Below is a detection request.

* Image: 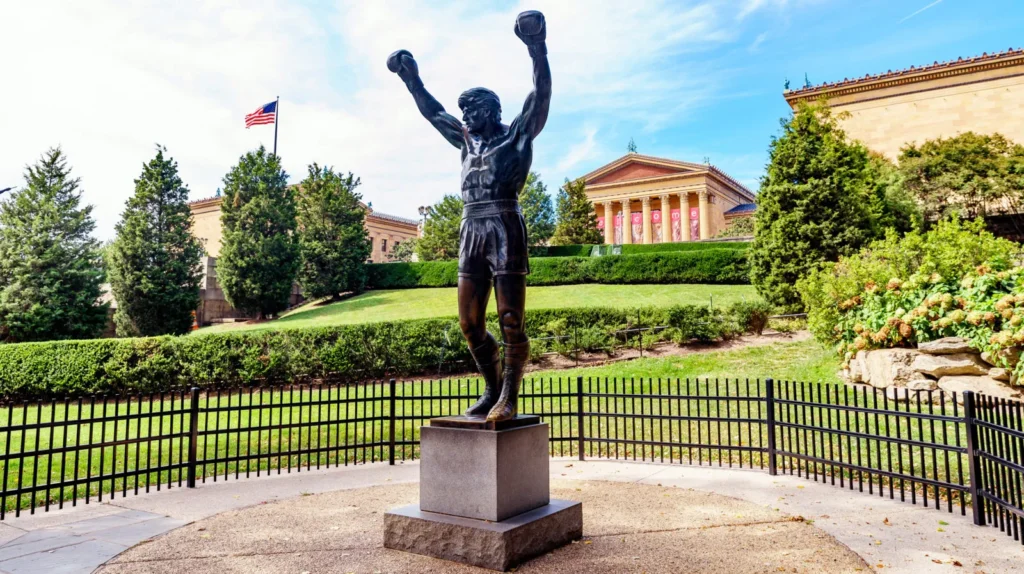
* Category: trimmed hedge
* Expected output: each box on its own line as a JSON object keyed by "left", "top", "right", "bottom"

{"left": 367, "top": 249, "right": 749, "bottom": 289}
{"left": 0, "top": 303, "right": 766, "bottom": 400}
{"left": 528, "top": 241, "right": 749, "bottom": 258}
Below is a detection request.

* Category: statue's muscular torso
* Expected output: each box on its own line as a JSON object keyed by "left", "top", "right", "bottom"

{"left": 460, "top": 121, "right": 532, "bottom": 204}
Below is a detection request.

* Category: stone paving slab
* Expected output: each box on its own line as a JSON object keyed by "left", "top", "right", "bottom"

{"left": 1, "top": 539, "right": 125, "bottom": 574}
{"left": 0, "top": 509, "right": 182, "bottom": 574}
{"left": 0, "top": 459, "right": 1022, "bottom": 572}
{"left": 99, "top": 481, "right": 867, "bottom": 573}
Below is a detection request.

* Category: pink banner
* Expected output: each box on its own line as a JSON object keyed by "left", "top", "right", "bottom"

{"left": 631, "top": 212, "right": 642, "bottom": 225}
{"left": 596, "top": 216, "right": 605, "bottom": 230}
{"left": 690, "top": 207, "right": 699, "bottom": 241}
{"left": 651, "top": 210, "right": 662, "bottom": 224}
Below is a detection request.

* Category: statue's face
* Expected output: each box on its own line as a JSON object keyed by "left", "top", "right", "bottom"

{"left": 462, "top": 104, "right": 498, "bottom": 135}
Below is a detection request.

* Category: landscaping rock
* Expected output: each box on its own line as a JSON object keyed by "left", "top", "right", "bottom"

{"left": 862, "top": 349, "right": 919, "bottom": 388}
{"left": 905, "top": 378, "right": 938, "bottom": 391}
{"left": 981, "top": 349, "right": 1020, "bottom": 368}
{"left": 989, "top": 368, "right": 1011, "bottom": 382}
{"left": 911, "top": 353, "right": 989, "bottom": 378}
{"left": 846, "top": 354, "right": 863, "bottom": 383}
{"left": 937, "top": 375, "right": 1024, "bottom": 404}
{"left": 917, "top": 337, "right": 972, "bottom": 355}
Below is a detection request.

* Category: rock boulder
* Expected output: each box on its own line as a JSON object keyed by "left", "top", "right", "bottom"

{"left": 911, "top": 353, "right": 989, "bottom": 378}
{"left": 937, "top": 375, "right": 1024, "bottom": 404}
{"left": 917, "top": 337, "right": 972, "bottom": 355}
{"left": 989, "top": 368, "right": 1011, "bottom": 382}
{"left": 863, "top": 349, "right": 919, "bottom": 388}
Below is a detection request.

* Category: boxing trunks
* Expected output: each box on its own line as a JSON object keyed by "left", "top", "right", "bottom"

{"left": 459, "top": 199, "right": 530, "bottom": 278}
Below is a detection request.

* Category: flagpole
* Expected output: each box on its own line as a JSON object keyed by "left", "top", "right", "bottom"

{"left": 273, "top": 96, "right": 280, "bottom": 157}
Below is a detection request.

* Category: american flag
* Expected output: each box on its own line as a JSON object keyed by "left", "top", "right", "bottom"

{"left": 244, "top": 101, "right": 277, "bottom": 128}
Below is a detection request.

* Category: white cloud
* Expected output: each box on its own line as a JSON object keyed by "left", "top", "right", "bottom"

{"left": 749, "top": 32, "right": 769, "bottom": 52}
{"left": 556, "top": 127, "right": 601, "bottom": 173}
{"left": 1, "top": 0, "right": 758, "bottom": 240}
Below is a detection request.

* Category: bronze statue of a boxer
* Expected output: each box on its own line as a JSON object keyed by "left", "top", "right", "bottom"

{"left": 388, "top": 10, "right": 551, "bottom": 421}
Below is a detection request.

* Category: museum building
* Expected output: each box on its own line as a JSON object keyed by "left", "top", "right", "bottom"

{"left": 580, "top": 153, "right": 756, "bottom": 244}
{"left": 783, "top": 48, "right": 1024, "bottom": 160}
{"left": 188, "top": 196, "right": 419, "bottom": 324}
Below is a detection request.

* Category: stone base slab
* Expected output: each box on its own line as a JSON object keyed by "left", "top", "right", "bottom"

{"left": 383, "top": 499, "right": 583, "bottom": 572}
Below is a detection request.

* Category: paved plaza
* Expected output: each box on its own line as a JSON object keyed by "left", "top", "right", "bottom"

{"left": 0, "top": 460, "right": 1020, "bottom": 573}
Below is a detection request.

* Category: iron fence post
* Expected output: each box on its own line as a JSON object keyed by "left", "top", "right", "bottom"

{"left": 637, "top": 310, "right": 643, "bottom": 358}
{"left": 389, "top": 379, "right": 397, "bottom": 466}
{"left": 576, "top": 376, "right": 585, "bottom": 461}
{"left": 765, "top": 378, "right": 777, "bottom": 476}
{"left": 963, "top": 390, "right": 986, "bottom": 526}
{"left": 186, "top": 387, "right": 200, "bottom": 488}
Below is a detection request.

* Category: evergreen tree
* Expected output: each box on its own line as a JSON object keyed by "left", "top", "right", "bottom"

{"left": 751, "top": 102, "right": 892, "bottom": 310}
{"left": 0, "top": 147, "right": 107, "bottom": 342}
{"left": 416, "top": 195, "right": 463, "bottom": 261}
{"left": 296, "top": 164, "right": 371, "bottom": 300}
{"left": 218, "top": 146, "right": 299, "bottom": 319}
{"left": 519, "top": 172, "right": 555, "bottom": 246}
{"left": 551, "top": 177, "right": 602, "bottom": 245}
{"left": 108, "top": 146, "right": 204, "bottom": 337}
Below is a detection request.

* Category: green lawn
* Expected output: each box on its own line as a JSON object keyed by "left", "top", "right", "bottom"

{"left": 0, "top": 338, "right": 970, "bottom": 515}
{"left": 198, "top": 284, "right": 759, "bottom": 333}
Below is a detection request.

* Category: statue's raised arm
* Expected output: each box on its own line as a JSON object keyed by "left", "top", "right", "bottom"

{"left": 387, "top": 49, "right": 465, "bottom": 150}
{"left": 512, "top": 10, "right": 551, "bottom": 140}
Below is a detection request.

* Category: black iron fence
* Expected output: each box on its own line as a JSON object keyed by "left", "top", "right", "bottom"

{"left": 0, "top": 378, "right": 1020, "bottom": 544}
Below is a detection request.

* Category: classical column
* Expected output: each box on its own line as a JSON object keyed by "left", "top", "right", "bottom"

{"left": 620, "top": 199, "right": 632, "bottom": 244}
{"left": 641, "top": 197, "right": 653, "bottom": 245}
{"left": 658, "top": 193, "right": 671, "bottom": 243}
{"left": 603, "top": 201, "right": 614, "bottom": 245}
{"left": 698, "top": 190, "right": 710, "bottom": 240}
{"left": 679, "top": 192, "right": 691, "bottom": 242}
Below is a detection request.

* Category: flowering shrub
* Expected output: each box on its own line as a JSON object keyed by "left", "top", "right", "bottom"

{"left": 831, "top": 266, "right": 1024, "bottom": 379}
{"left": 800, "top": 218, "right": 1022, "bottom": 345}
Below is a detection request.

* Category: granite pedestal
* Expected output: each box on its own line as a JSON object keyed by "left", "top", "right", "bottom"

{"left": 383, "top": 416, "right": 583, "bottom": 571}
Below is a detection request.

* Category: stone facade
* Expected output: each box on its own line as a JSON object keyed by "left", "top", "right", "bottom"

{"left": 187, "top": 195, "right": 419, "bottom": 325}
{"left": 578, "top": 153, "right": 756, "bottom": 244}
{"left": 188, "top": 196, "right": 419, "bottom": 262}
{"left": 784, "top": 49, "right": 1024, "bottom": 161}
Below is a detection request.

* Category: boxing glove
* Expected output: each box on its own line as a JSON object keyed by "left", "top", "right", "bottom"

{"left": 386, "top": 49, "right": 419, "bottom": 82}
{"left": 515, "top": 11, "right": 546, "bottom": 56}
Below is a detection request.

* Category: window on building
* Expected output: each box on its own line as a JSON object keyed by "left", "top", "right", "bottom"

{"left": 381, "top": 239, "right": 388, "bottom": 252}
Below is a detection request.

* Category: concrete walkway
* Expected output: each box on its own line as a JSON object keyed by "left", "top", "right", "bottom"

{"left": 0, "top": 459, "right": 1019, "bottom": 573}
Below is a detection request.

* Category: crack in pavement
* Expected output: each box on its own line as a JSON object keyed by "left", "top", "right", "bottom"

{"left": 104, "top": 544, "right": 385, "bottom": 565}
{"left": 587, "top": 515, "right": 806, "bottom": 539}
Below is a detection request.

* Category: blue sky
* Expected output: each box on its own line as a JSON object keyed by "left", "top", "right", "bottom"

{"left": 2, "top": 1, "right": 1023, "bottom": 240}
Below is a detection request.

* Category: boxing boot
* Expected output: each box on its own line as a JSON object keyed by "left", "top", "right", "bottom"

{"left": 486, "top": 341, "right": 530, "bottom": 422}
{"left": 464, "top": 333, "right": 502, "bottom": 417}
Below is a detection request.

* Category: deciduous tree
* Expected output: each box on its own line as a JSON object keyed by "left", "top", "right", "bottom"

{"left": 899, "top": 132, "right": 1024, "bottom": 233}
{"left": 519, "top": 172, "right": 555, "bottom": 246}
{"left": 416, "top": 195, "right": 463, "bottom": 261}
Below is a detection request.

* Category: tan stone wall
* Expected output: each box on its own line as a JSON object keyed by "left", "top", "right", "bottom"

{"left": 190, "top": 202, "right": 224, "bottom": 257}
{"left": 833, "top": 74, "right": 1024, "bottom": 160}
{"left": 366, "top": 217, "right": 419, "bottom": 263}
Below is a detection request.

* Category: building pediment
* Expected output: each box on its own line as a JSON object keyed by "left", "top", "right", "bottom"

{"left": 582, "top": 154, "right": 706, "bottom": 186}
